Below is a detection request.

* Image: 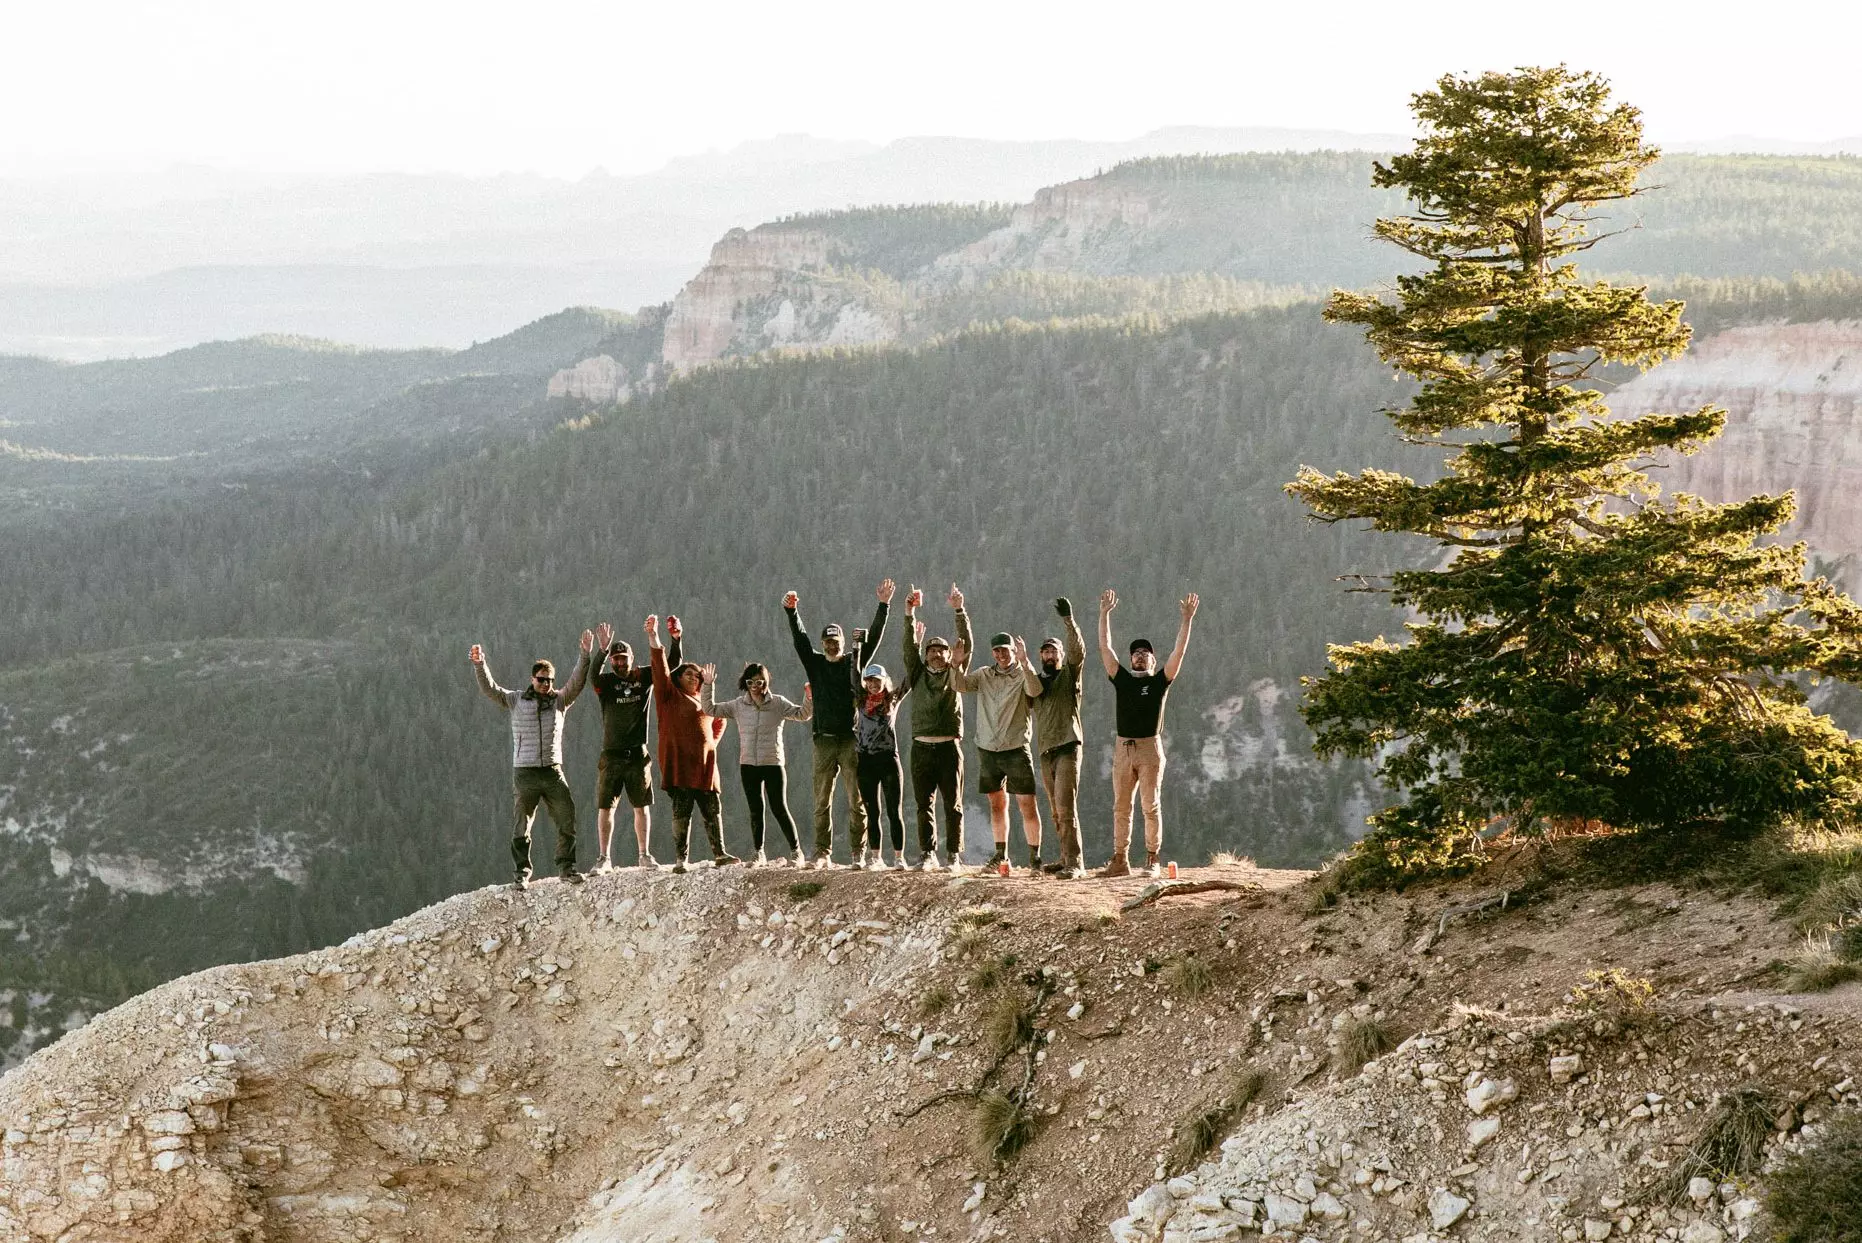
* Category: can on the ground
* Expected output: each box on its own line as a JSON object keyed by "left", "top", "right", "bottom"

{"left": 1167, "top": 861, "right": 1179, "bottom": 879}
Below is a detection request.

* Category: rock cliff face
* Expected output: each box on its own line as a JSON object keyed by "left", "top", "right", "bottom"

{"left": 3, "top": 861, "right": 1853, "bottom": 1243}
{"left": 1616, "top": 320, "right": 1862, "bottom": 580}
{"left": 933, "top": 178, "right": 1164, "bottom": 279}
{"left": 660, "top": 227, "right": 901, "bottom": 370}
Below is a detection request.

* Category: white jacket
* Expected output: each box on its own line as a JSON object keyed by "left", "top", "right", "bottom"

{"left": 710, "top": 692, "right": 812, "bottom": 766}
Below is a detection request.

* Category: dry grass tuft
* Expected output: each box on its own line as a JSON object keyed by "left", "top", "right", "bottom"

{"left": 1336, "top": 1016, "right": 1396, "bottom": 1073}
{"left": 1664, "top": 1087, "right": 1778, "bottom": 1204}
{"left": 1093, "top": 909, "right": 1121, "bottom": 926}
{"left": 968, "top": 956, "right": 1009, "bottom": 993}
{"left": 1786, "top": 937, "right": 1862, "bottom": 993}
{"left": 1168, "top": 1068, "right": 1266, "bottom": 1174}
{"left": 785, "top": 880, "right": 824, "bottom": 902}
{"left": 956, "top": 904, "right": 1002, "bottom": 927}
{"left": 1795, "top": 872, "right": 1862, "bottom": 933}
{"left": 952, "top": 925, "right": 989, "bottom": 959}
{"left": 1209, "top": 851, "right": 1255, "bottom": 868}
{"left": 918, "top": 983, "right": 953, "bottom": 1017}
{"left": 1164, "top": 955, "right": 1213, "bottom": 999}
{"left": 968, "top": 1090, "right": 1036, "bottom": 1163}
{"left": 982, "top": 992, "right": 1035, "bottom": 1056}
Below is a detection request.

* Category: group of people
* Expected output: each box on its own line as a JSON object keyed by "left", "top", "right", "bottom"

{"left": 470, "top": 581, "right": 1198, "bottom": 887}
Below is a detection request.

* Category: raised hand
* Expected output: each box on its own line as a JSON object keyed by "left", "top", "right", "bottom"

{"left": 1012, "top": 635, "right": 1029, "bottom": 665}
{"left": 644, "top": 614, "right": 659, "bottom": 635}
{"left": 1055, "top": 596, "right": 1072, "bottom": 618}
{"left": 594, "top": 621, "right": 613, "bottom": 651}
{"left": 783, "top": 591, "right": 799, "bottom": 610}
{"left": 906, "top": 586, "right": 924, "bottom": 610}
{"left": 1100, "top": 588, "right": 1118, "bottom": 614}
{"left": 877, "top": 578, "right": 896, "bottom": 604}
{"left": 667, "top": 615, "right": 683, "bottom": 639}
{"left": 580, "top": 629, "right": 595, "bottom": 654}
{"left": 948, "top": 583, "right": 965, "bottom": 611}
{"left": 1180, "top": 592, "right": 1200, "bottom": 620}
{"left": 700, "top": 663, "right": 716, "bottom": 686}
{"left": 469, "top": 644, "right": 484, "bottom": 665}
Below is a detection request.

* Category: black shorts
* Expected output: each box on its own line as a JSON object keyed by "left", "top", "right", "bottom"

{"left": 597, "top": 750, "right": 653, "bottom": 809}
{"left": 977, "top": 746, "right": 1037, "bottom": 796}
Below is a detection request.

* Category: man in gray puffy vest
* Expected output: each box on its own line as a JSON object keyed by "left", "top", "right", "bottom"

{"left": 471, "top": 629, "right": 594, "bottom": 889}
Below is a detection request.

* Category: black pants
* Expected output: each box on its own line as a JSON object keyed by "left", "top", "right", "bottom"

{"left": 858, "top": 751, "right": 904, "bottom": 851}
{"left": 668, "top": 787, "right": 725, "bottom": 862}
{"left": 910, "top": 739, "right": 963, "bottom": 858}
{"left": 512, "top": 764, "right": 576, "bottom": 879}
{"left": 739, "top": 764, "right": 800, "bottom": 854}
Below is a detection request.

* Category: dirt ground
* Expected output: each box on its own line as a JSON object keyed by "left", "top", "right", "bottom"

{"left": 2, "top": 855, "right": 1856, "bottom": 1242}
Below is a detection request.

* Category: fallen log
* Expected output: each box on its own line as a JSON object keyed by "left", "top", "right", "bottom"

{"left": 1120, "top": 879, "right": 1260, "bottom": 912}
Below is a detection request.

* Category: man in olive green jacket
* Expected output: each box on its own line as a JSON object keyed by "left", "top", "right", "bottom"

{"left": 1031, "top": 597, "right": 1087, "bottom": 878}
{"left": 900, "top": 584, "right": 973, "bottom": 870}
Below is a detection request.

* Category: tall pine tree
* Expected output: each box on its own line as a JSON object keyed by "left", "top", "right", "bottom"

{"left": 1289, "top": 66, "right": 1862, "bottom": 880}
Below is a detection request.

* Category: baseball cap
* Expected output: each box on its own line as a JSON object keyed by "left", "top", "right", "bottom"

{"left": 1129, "top": 638, "right": 1155, "bottom": 655}
{"left": 925, "top": 636, "right": 950, "bottom": 651}
{"left": 821, "top": 623, "right": 844, "bottom": 639}
{"left": 863, "top": 663, "right": 887, "bottom": 679}
{"left": 989, "top": 632, "right": 1013, "bottom": 649}
{"left": 1039, "top": 636, "right": 1062, "bottom": 652}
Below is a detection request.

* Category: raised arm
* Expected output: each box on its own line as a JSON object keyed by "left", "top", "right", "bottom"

{"left": 1164, "top": 593, "right": 1198, "bottom": 682}
{"left": 1097, "top": 589, "right": 1121, "bottom": 679}
{"left": 860, "top": 579, "right": 894, "bottom": 664}
{"left": 556, "top": 631, "right": 593, "bottom": 707}
{"left": 901, "top": 588, "right": 925, "bottom": 683}
{"left": 646, "top": 616, "right": 673, "bottom": 696}
{"left": 1058, "top": 598, "right": 1087, "bottom": 671}
{"left": 665, "top": 614, "right": 683, "bottom": 671}
{"left": 952, "top": 587, "right": 974, "bottom": 658}
{"left": 1013, "top": 636, "right": 1042, "bottom": 696}
{"left": 784, "top": 591, "right": 816, "bottom": 666}
{"left": 781, "top": 688, "right": 815, "bottom": 722}
{"left": 698, "top": 663, "right": 717, "bottom": 714}
{"left": 470, "top": 644, "right": 513, "bottom": 708}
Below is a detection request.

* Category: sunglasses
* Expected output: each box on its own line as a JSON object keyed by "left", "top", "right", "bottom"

{"left": 532, "top": 674, "right": 554, "bottom": 684}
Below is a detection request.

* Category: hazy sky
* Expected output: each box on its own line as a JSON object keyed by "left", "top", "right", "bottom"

{"left": 8, "top": 0, "right": 1861, "bottom": 178}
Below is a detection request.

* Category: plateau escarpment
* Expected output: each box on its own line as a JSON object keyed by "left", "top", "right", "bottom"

{"left": 3, "top": 861, "right": 1855, "bottom": 1242}
{"left": 1622, "top": 320, "right": 1862, "bottom": 581}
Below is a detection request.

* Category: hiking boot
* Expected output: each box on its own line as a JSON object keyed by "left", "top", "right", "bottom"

{"left": 810, "top": 854, "right": 832, "bottom": 871}
{"left": 639, "top": 853, "right": 659, "bottom": 871}
{"left": 560, "top": 869, "right": 585, "bottom": 885}
{"left": 1041, "top": 859, "right": 1067, "bottom": 875}
{"left": 1097, "top": 856, "right": 1132, "bottom": 879}
{"left": 1026, "top": 845, "right": 1041, "bottom": 873}
{"left": 591, "top": 858, "right": 614, "bottom": 876}
{"left": 1145, "top": 851, "right": 1163, "bottom": 878}
{"left": 986, "top": 844, "right": 1007, "bottom": 874}
{"left": 853, "top": 847, "right": 871, "bottom": 871}
{"left": 671, "top": 858, "right": 688, "bottom": 875}
{"left": 511, "top": 875, "right": 530, "bottom": 891}
{"left": 919, "top": 851, "right": 942, "bottom": 872}
{"left": 715, "top": 853, "right": 742, "bottom": 867}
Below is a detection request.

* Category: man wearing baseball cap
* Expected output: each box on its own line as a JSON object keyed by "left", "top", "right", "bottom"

{"left": 952, "top": 611, "right": 1045, "bottom": 874}
{"left": 1030, "top": 597, "right": 1088, "bottom": 878}
{"left": 900, "top": 584, "right": 974, "bottom": 868}
{"left": 1096, "top": 589, "right": 1199, "bottom": 878}
{"left": 784, "top": 580, "right": 894, "bottom": 867}
{"left": 588, "top": 617, "right": 680, "bottom": 871}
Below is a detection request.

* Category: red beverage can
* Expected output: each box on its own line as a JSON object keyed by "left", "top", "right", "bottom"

{"left": 998, "top": 860, "right": 1011, "bottom": 877}
{"left": 1167, "top": 861, "right": 1179, "bottom": 879}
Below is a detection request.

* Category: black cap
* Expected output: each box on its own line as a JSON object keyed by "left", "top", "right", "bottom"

{"left": 1129, "top": 638, "right": 1154, "bottom": 655}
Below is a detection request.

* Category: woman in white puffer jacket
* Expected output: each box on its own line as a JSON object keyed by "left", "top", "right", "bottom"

{"left": 709, "top": 663, "right": 813, "bottom": 865}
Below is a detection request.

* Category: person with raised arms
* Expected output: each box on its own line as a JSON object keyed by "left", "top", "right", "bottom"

{"left": 851, "top": 659, "right": 909, "bottom": 870}
{"left": 900, "top": 585, "right": 973, "bottom": 870}
{"left": 784, "top": 580, "right": 894, "bottom": 868}
{"left": 1030, "top": 597, "right": 1088, "bottom": 878}
{"left": 951, "top": 618, "right": 1045, "bottom": 875}
{"left": 645, "top": 615, "right": 734, "bottom": 874}
{"left": 1096, "top": 589, "right": 1199, "bottom": 879}
{"left": 587, "top": 617, "right": 680, "bottom": 872}
{"left": 709, "top": 662, "right": 813, "bottom": 866}
{"left": 470, "top": 630, "right": 593, "bottom": 889}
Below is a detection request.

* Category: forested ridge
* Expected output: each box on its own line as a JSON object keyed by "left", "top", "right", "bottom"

{"left": 12, "top": 147, "right": 1862, "bottom": 1060}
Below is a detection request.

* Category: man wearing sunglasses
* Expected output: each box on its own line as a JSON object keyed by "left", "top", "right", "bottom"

{"left": 471, "top": 629, "right": 594, "bottom": 888}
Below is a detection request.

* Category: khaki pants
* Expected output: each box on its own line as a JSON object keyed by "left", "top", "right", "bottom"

{"left": 1111, "top": 736, "right": 1164, "bottom": 857}
{"left": 811, "top": 735, "right": 867, "bottom": 857}
{"left": 1040, "top": 744, "right": 1082, "bottom": 866}
{"left": 910, "top": 739, "right": 964, "bottom": 858}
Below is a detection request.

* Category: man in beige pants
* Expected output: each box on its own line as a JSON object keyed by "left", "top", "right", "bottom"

{"left": 1096, "top": 589, "right": 1198, "bottom": 878}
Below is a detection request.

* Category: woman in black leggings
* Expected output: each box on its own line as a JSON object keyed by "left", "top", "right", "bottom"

{"left": 852, "top": 662, "right": 908, "bottom": 870}
{"left": 709, "top": 663, "right": 812, "bottom": 865}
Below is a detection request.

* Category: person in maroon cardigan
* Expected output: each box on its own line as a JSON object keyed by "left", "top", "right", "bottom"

{"left": 645, "top": 614, "right": 736, "bottom": 873}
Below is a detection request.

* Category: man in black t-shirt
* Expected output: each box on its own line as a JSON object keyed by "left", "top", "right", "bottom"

{"left": 1096, "top": 588, "right": 1199, "bottom": 878}
{"left": 590, "top": 617, "right": 681, "bottom": 870}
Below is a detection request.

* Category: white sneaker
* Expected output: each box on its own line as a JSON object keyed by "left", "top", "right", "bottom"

{"left": 591, "top": 858, "right": 614, "bottom": 875}
{"left": 639, "top": 854, "right": 659, "bottom": 871}
{"left": 919, "top": 851, "right": 941, "bottom": 872}
{"left": 752, "top": 850, "right": 767, "bottom": 868}
{"left": 890, "top": 853, "right": 907, "bottom": 871}
{"left": 811, "top": 854, "right": 831, "bottom": 871}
